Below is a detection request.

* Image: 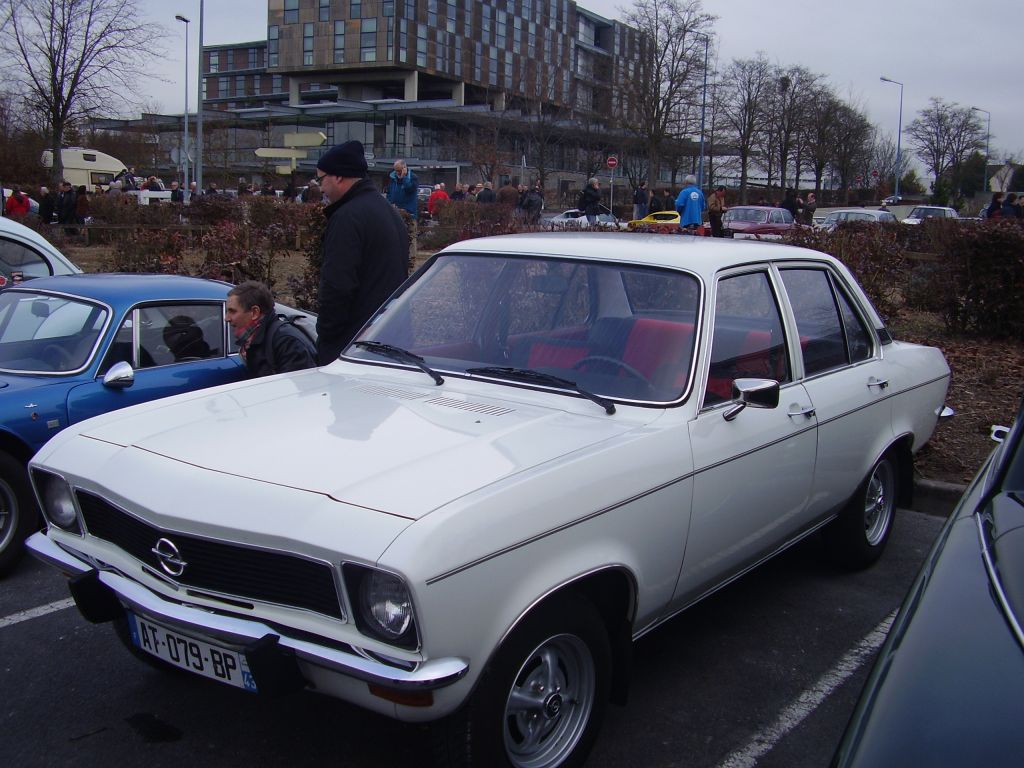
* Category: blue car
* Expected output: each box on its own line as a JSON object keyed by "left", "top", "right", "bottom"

{"left": 0, "top": 273, "right": 316, "bottom": 575}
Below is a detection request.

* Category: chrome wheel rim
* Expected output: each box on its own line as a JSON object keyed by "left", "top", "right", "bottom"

{"left": 863, "top": 460, "right": 895, "bottom": 546}
{"left": 503, "top": 633, "right": 595, "bottom": 768}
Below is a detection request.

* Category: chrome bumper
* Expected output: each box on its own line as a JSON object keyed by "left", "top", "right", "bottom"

{"left": 26, "top": 532, "right": 469, "bottom": 692}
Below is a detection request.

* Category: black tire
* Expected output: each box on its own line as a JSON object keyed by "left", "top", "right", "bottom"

{"left": 433, "top": 594, "right": 610, "bottom": 768}
{"left": 825, "top": 453, "right": 898, "bottom": 570}
{"left": 0, "top": 452, "right": 38, "bottom": 578}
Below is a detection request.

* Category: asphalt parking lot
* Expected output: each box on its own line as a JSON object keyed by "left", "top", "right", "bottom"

{"left": 1, "top": 508, "right": 943, "bottom": 767}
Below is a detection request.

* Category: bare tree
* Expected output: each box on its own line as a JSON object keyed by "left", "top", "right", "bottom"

{"left": 618, "top": 0, "right": 715, "bottom": 189}
{"left": 763, "top": 64, "right": 820, "bottom": 191}
{"left": 719, "top": 54, "right": 771, "bottom": 203}
{"left": 1, "top": 0, "right": 161, "bottom": 182}
{"left": 800, "top": 84, "right": 841, "bottom": 195}
{"left": 904, "top": 97, "right": 985, "bottom": 191}
{"left": 829, "top": 103, "right": 873, "bottom": 204}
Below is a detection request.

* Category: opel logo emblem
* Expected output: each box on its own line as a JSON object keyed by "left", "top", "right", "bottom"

{"left": 151, "top": 537, "right": 187, "bottom": 577}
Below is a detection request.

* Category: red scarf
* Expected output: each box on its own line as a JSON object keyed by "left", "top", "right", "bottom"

{"left": 234, "top": 317, "right": 261, "bottom": 360}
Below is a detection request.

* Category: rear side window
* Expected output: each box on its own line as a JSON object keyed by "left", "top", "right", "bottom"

{"left": 780, "top": 269, "right": 872, "bottom": 376}
{"left": 0, "top": 237, "right": 53, "bottom": 282}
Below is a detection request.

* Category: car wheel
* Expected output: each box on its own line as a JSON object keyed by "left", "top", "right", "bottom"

{"left": 0, "top": 452, "right": 37, "bottom": 578}
{"left": 433, "top": 595, "right": 610, "bottom": 768}
{"left": 826, "top": 453, "right": 898, "bottom": 569}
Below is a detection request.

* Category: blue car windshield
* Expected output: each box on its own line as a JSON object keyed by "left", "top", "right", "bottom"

{"left": 0, "top": 290, "right": 108, "bottom": 374}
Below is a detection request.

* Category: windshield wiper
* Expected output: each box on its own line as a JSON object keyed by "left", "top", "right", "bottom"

{"left": 354, "top": 341, "right": 444, "bottom": 385}
{"left": 466, "top": 366, "right": 616, "bottom": 415}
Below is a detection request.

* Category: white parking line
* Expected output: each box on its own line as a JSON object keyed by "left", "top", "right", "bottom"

{"left": 0, "top": 598, "right": 75, "bottom": 629}
{"left": 716, "top": 609, "right": 897, "bottom": 768}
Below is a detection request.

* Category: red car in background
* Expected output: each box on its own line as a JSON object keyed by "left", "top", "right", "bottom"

{"left": 723, "top": 206, "right": 802, "bottom": 239}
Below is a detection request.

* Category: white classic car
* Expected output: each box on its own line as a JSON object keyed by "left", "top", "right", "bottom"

{"left": 27, "top": 233, "right": 950, "bottom": 768}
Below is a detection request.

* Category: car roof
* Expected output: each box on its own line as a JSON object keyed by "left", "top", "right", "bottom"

{"left": 828, "top": 208, "right": 885, "bottom": 215}
{"left": 438, "top": 232, "right": 844, "bottom": 275}
{"left": 729, "top": 206, "right": 776, "bottom": 211}
{"left": 7, "top": 273, "right": 232, "bottom": 305}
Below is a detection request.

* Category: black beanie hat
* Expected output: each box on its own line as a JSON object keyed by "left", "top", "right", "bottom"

{"left": 317, "top": 140, "right": 368, "bottom": 178}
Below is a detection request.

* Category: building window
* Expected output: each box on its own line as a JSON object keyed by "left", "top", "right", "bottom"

{"left": 268, "top": 26, "right": 279, "bottom": 67}
{"left": 319, "top": 0, "right": 330, "bottom": 22}
{"left": 416, "top": 23, "right": 427, "bottom": 68}
{"left": 304, "top": 22, "right": 314, "bottom": 65}
{"left": 272, "top": 74, "right": 282, "bottom": 92}
{"left": 201, "top": 78, "right": 207, "bottom": 100}
{"left": 387, "top": 17, "right": 394, "bottom": 62}
{"left": 248, "top": 47, "right": 258, "bottom": 69}
{"left": 360, "top": 18, "right": 377, "bottom": 62}
{"left": 351, "top": 0, "right": 362, "bottom": 20}
{"left": 383, "top": 1, "right": 394, "bottom": 17}
{"left": 208, "top": 51, "right": 219, "bottom": 73}
{"left": 334, "top": 20, "right": 345, "bottom": 63}
{"left": 284, "top": 0, "right": 298, "bottom": 24}
{"left": 218, "top": 76, "right": 228, "bottom": 97}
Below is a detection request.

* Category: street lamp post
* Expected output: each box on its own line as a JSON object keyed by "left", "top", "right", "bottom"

{"left": 971, "top": 106, "right": 991, "bottom": 195}
{"left": 880, "top": 76, "right": 903, "bottom": 200}
{"left": 196, "top": 0, "right": 205, "bottom": 195}
{"left": 175, "top": 14, "right": 190, "bottom": 197}
{"left": 696, "top": 32, "right": 710, "bottom": 188}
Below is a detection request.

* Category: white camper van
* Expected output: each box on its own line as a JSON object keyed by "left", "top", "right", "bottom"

{"left": 40, "top": 148, "right": 129, "bottom": 189}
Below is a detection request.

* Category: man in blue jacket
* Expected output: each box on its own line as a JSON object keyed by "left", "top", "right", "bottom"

{"left": 675, "top": 174, "right": 706, "bottom": 233}
{"left": 387, "top": 159, "right": 418, "bottom": 216}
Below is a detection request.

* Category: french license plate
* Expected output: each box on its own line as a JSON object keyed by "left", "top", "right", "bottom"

{"left": 127, "top": 613, "right": 258, "bottom": 692}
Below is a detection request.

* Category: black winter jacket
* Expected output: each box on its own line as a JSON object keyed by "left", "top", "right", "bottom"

{"left": 243, "top": 314, "right": 316, "bottom": 378}
{"left": 317, "top": 178, "right": 409, "bottom": 365}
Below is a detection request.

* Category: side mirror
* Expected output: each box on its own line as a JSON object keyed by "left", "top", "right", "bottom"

{"left": 102, "top": 360, "right": 135, "bottom": 389}
{"left": 724, "top": 378, "right": 780, "bottom": 422}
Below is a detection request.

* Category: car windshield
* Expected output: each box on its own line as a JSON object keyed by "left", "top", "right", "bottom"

{"left": 909, "top": 207, "right": 946, "bottom": 219}
{"left": 344, "top": 252, "right": 702, "bottom": 405}
{"left": 0, "top": 290, "right": 108, "bottom": 374}
{"left": 724, "top": 208, "right": 769, "bottom": 223}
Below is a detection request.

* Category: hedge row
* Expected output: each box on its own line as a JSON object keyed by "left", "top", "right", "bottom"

{"left": 38, "top": 195, "right": 1024, "bottom": 339}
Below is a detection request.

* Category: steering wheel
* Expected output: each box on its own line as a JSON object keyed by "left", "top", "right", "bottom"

{"left": 571, "top": 355, "right": 652, "bottom": 387}
{"left": 41, "top": 344, "right": 74, "bottom": 371}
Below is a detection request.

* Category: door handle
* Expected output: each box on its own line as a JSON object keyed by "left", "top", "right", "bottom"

{"left": 788, "top": 405, "right": 815, "bottom": 419}
{"left": 867, "top": 377, "right": 889, "bottom": 390}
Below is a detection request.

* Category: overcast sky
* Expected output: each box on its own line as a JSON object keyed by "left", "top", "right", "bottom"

{"left": 143, "top": 0, "right": 1021, "bottom": 168}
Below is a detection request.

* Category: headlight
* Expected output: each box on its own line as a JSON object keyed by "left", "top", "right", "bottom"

{"left": 33, "top": 470, "right": 80, "bottom": 532}
{"left": 344, "top": 564, "right": 417, "bottom": 649}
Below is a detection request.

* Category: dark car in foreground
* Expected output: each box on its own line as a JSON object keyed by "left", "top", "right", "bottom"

{"left": 832, "top": 395, "right": 1024, "bottom": 767}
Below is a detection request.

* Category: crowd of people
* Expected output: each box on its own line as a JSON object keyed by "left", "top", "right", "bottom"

{"left": 982, "top": 192, "right": 1024, "bottom": 219}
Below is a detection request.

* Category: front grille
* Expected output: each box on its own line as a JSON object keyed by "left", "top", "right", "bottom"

{"left": 77, "top": 490, "right": 343, "bottom": 620}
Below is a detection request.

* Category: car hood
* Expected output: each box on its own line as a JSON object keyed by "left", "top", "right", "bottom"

{"left": 71, "top": 369, "right": 645, "bottom": 520}
{"left": 0, "top": 371, "right": 76, "bottom": 393}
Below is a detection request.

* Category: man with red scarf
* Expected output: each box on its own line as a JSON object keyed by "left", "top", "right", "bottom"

{"left": 226, "top": 281, "right": 316, "bottom": 377}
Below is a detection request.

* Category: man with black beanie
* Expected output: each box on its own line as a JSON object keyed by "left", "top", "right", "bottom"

{"left": 314, "top": 140, "right": 408, "bottom": 365}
